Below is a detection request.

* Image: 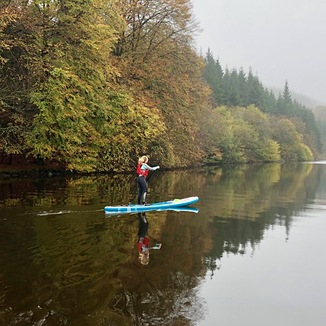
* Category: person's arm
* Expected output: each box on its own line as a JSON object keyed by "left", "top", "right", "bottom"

{"left": 142, "top": 163, "right": 160, "bottom": 171}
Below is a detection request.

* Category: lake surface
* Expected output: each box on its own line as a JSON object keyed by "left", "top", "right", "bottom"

{"left": 1, "top": 162, "right": 326, "bottom": 326}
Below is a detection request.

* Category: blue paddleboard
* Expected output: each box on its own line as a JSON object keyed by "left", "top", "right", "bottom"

{"left": 104, "top": 196, "right": 199, "bottom": 214}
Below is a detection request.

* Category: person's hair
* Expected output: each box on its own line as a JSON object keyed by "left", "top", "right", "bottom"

{"left": 139, "top": 252, "right": 150, "bottom": 265}
{"left": 138, "top": 155, "right": 149, "bottom": 164}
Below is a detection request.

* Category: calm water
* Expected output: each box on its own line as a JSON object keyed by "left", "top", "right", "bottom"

{"left": 1, "top": 162, "right": 326, "bottom": 326}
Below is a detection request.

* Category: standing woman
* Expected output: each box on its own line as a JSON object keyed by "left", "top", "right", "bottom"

{"left": 137, "top": 156, "right": 160, "bottom": 205}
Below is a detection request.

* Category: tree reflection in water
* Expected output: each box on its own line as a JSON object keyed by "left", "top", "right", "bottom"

{"left": 0, "top": 162, "right": 324, "bottom": 325}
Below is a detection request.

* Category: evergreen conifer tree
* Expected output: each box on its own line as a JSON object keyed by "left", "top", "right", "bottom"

{"left": 203, "top": 49, "right": 224, "bottom": 106}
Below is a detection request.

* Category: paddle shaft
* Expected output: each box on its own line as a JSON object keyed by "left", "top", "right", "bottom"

{"left": 148, "top": 234, "right": 160, "bottom": 243}
{"left": 145, "top": 169, "right": 156, "bottom": 182}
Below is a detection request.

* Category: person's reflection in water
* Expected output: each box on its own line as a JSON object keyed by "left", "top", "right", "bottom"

{"left": 137, "top": 212, "right": 162, "bottom": 265}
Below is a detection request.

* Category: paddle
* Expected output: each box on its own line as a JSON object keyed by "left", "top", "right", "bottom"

{"left": 145, "top": 170, "right": 155, "bottom": 182}
{"left": 148, "top": 243, "right": 162, "bottom": 250}
{"left": 147, "top": 235, "right": 162, "bottom": 249}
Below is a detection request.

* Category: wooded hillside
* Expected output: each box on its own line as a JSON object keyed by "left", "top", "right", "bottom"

{"left": 0, "top": 1, "right": 322, "bottom": 172}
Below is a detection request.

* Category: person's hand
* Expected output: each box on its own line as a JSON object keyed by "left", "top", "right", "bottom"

{"left": 153, "top": 166, "right": 160, "bottom": 170}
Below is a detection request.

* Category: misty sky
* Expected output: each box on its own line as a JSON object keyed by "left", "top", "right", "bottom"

{"left": 191, "top": 0, "right": 326, "bottom": 105}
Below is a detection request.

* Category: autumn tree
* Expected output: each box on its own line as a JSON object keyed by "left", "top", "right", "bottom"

{"left": 0, "top": 2, "right": 43, "bottom": 160}
{"left": 20, "top": 0, "right": 125, "bottom": 171}
{"left": 113, "top": 0, "right": 210, "bottom": 167}
{"left": 202, "top": 105, "right": 281, "bottom": 163}
{"left": 1, "top": 0, "right": 165, "bottom": 172}
{"left": 271, "top": 117, "right": 313, "bottom": 161}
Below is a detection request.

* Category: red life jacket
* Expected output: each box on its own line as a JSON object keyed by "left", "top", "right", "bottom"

{"left": 138, "top": 236, "right": 150, "bottom": 253}
{"left": 137, "top": 163, "right": 148, "bottom": 177}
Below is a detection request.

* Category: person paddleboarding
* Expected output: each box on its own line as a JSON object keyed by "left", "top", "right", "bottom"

{"left": 136, "top": 155, "right": 159, "bottom": 205}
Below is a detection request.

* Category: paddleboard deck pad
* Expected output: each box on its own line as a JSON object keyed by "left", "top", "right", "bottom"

{"left": 104, "top": 196, "right": 199, "bottom": 214}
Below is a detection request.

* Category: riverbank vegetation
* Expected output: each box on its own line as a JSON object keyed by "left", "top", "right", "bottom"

{"left": 0, "top": 0, "right": 322, "bottom": 173}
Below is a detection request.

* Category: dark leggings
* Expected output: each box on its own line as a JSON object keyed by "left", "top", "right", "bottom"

{"left": 137, "top": 176, "right": 148, "bottom": 204}
{"left": 137, "top": 213, "right": 148, "bottom": 237}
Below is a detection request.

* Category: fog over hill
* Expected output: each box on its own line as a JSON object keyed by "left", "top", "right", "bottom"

{"left": 268, "top": 87, "right": 326, "bottom": 125}
{"left": 269, "top": 87, "right": 326, "bottom": 109}
{"left": 192, "top": 0, "right": 326, "bottom": 106}
{"left": 312, "top": 106, "right": 326, "bottom": 121}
